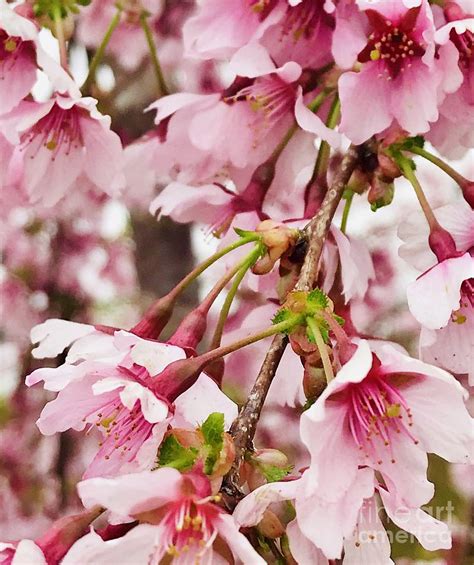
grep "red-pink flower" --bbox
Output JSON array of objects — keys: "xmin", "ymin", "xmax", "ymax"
[
  {"xmin": 0, "ymin": 95, "xmax": 124, "ymax": 207},
  {"xmin": 300, "ymin": 340, "xmax": 473, "ymax": 507},
  {"xmin": 401, "ymin": 202, "xmax": 474, "ymax": 382},
  {"xmin": 334, "ymin": 0, "xmax": 463, "ymax": 143},
  {"xmin": 26, "ymin": 320, "xmax": 236, "ymax": 478},
  {"xmin": 428, "ymin": 14, "xmax": 474, "ymax": 158},
  {"xmin": 64, "ymin": 469, "xmax": 266, "ymax": 564}
]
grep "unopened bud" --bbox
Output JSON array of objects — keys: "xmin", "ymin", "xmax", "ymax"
[
  {"xmin": 36, "ymin": 506, "xmax": 103, "ymax": 563},
  {"xmin": 461, "ymin": 180, "xmax": 474, "ymax": 209},
  {"xmin": 257, "ymin": 510, "xmax": 286, "ymax": 539},
  {"xmin": 168, "ymin": 306, "xmax": 208, "ymax": 350},
  {"xmin": 253, "ymin": 448, "xmax": 289, "ymax": 469},
  {"xmin": 303, "ymin": 364, "xmax": 326, "ymax": 401},
  {"xmin": 368, "ymin": 173, "xmax": 394, "ymax": 211},
  {"xmin": 130, "ymin": 294, "xmax": 175, "ymax": 339},
  {"xmin": 377, "ymin": 152, "xmax": 401, "ymax": 180},
  {"xmin": 428, "ymin": 225, "xmax": 458, "ymax": 262},
  {"xmin": 253, "ymin": 221, "xmax": 299, "ymax": 275}
]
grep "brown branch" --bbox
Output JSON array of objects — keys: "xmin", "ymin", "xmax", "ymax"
[{"xmin": 222, "ymin": 144, "xmax": 361, "ymax": 506}]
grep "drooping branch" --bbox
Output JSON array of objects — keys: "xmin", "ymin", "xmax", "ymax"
[{"xmin": 223, "ymin": 144, "xmax": 361, "ymax": 504}]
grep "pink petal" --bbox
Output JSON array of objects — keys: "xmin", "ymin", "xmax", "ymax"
[
  {"xmin": 300, "ymin": 401, "xmax": 360, "ymax": 502},
  {"xmin": 343, "ymin": 496, "xmax": 393, "ymax": 565},
  {"xmin": 338, "ymin": 66, "xmax": 392, "ymax": 144},
  {"xmin": 146, "ymin": 93, "xmax": 216, "ymax": 124},
  {"xmin": 80, "ymin": 115, "xmax": 124, "ymax": 194},
  {"xmin": 419, "ymin": 308, "xmax": 474, "ymax": 384},
  {"xmin": 379, "ymin": 487, "xmax": 452, "ymax": 550},
  {"xmin": 150, "ymin": 182, "xmax": 232, "ymax": 224},
  {"xmin": 77, "ymin": 468, "xmax": 183, "ymax": 515},
  {"xmin": 216, "ymin": 514, "xmax": 267, "ymax": 565},
  {"xmin": 36, "ymin": 372, "xmax": 115, "ymax": 435},
  {"xmin": 286, "ymin": 520, "xmax": 329, "ymax": 565},
  {"xmin": 172, "ymin": 374, "xmax": 237, "ymax": 429},
  {"xmin": 30, "ymin": 319, "xmax": 95, "ymax": 358},
  {"xmin": 0, "ymin": 52, "xmax": 37, "ymax": 115},
  {"xmin": 407, "ymin": 254, "xmax": 474, "ymax": 329},
  {"xmin": 295, "ymin": 468, "xmax": 375, "ymax": 560},
  {"xmin": 233, "ymin": 481, "xmax": 299, "ymax": 527},
  {"xmin": 129, "ymin": 339, "xmax": 186, "ymax": 376},
  {"xmin": 11, "ymin": 540, "xmax": 47, "ymax": 565},
  {"xmin": 295, "ymin": 88, "xmax": 342, "ymax": 148},
  {"xmin": 62, "ymin": 525, "xmax": 157, "ymax": 565}
]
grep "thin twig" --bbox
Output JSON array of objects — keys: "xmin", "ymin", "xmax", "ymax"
[{"xmin": 222, "ymin": 144, "xmax": 361, "ymax": 505}]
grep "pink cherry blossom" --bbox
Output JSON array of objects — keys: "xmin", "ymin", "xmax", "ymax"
[
  {"xmin": 67, "ymin": 469, "xmax": 266, "ymax": 564},
  {"xmin": 0, "ymin": 1, "xmax": 37, "ymax": 116},
  {"xmin": 26, "ymin": 319, "xmax": 237, "ymax": 477},
  {"xmin": 400, "ymin": 201, "xmax": 474, "ymax": 381},
  {"xmin": 428, "ymin": 16, "xmax": 474, "ymax": 158},
  {"xmin": 0, "ymin": 95, "xmax": 124, "ymax": 207},
  {"xmin": 300, "ymin": 339, "xmax": 473, "ymax": 508},
  {"xmin": 234, "ymin": 464, "xmax": 451, "ymax": 561},
  {"xmin": 334, "ymin": 0, "xmax": 463, "ymax": 143}
]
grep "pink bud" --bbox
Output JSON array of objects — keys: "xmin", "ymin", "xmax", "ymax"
[
  {"xmin": 35, "ymin": 507, "xmax": 103, "ymax": 565},
  {"xmin": 428, "ymin": 225, "xmax": 458, "ymax": 262}
]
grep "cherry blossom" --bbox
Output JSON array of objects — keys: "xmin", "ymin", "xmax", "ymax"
[
  {"xmin": 0, "ymin": 95, "xmax": 124, "ymax": 207},
  {"xmin": 67, "ymin": 468, "xmax": 266, "ymax": 564},
  {"xmin": 334, "ymin": 0, "xmax": 463, "ymax": 143}
]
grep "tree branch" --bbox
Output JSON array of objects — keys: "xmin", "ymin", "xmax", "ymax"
[{"xmin": 222, "ymin": 144, "xmax": 361, "ymax": 505}]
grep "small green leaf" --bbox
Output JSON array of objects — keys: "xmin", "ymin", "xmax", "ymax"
[
  {"xmin": 234, "ymin": 227, "xmax": 255, "ymax": 238},
  {"xmin": 272, "ymin": 308, "xmax": 293, "ymax": 326},
  {"xmin": 200, "ymin": 413, "xmax": 225, "ymax": 475},
  {"xmin": 333, "ymin": 314, "xmax": 345, "ymax": 326},
  {"xmin": 158, "ymin": 435, "xmax": 198, "ymax": 471},
  {"xmin": 258, "ymin": 463, "xmax": 293, "ymax": 483},
  {"xmin": 307, "ymin": 288, "xmax": 328, "ymax": 310}
]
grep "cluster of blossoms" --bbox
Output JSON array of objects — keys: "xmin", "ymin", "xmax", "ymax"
[{"xmin": 0, "ymin": 0, "xmax": 473, "ymax": 563}]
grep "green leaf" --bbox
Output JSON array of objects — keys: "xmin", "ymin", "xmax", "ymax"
[
  {"xmin": 401, "ymin": 135, "xmax": 425, "ymax": 150},
  {"xmin": 307, "ymin": 288, "xmax": 328, "ymax": 310},
  {"xmin": 158, "ymin": 435, "xmax": 198, "ymax": 471},
  {"xmin": 233, "ymin": 227, "xmax": 255, "ymax": 238},
  {"xmin": 272, "ymin": 308, "xmax": 293, "ymax": 326},
  {"xmin": 258, "ymin": 463, "xmax": 293, "ymax": 483},
  {"xmin": 200, "ymin": 412, "xmax": 225, "ymax": 475}
]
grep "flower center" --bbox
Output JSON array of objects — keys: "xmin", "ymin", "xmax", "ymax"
[
  {"xmin": 282, "ymin": 0, "xmax": 329, "ymax": 42},
  {"xmin": 249, "ymin": 0, "xmax": 278, "ymax": 20},
  {"xmin": 161, "ymin": 499, "xmax": 219, "ymax": 560},
  {"xmin": 0, "ymin": 31, "xmax": 35, "ymax": 77},
  {"xmin": 21, "ymin": 103, "xmax": 83, "ymax": 161},
  {"xmin": 449, "ymin": 27, "xmax": 473, "ymax": 73},
  {"xmin": 347, "ymin": 373, "xmax": 418, "ymax": 465},
  {"xmin": 358, "ymin": 7, "xmax": 425, "ymax": 79}
]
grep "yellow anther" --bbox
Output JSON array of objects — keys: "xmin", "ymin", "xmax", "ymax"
[{"xmin": 370, "ymin": 49, "xmax": 381, "ymax": 61}]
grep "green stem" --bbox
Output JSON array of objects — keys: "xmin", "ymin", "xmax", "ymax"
[
  {"xmin": 340, "ymin": 191, "xmax": 354, "ymax": 234},
  {"xmin": 209, "ymin": 244, "xmax": 263, "ymax": 349},
  {"xmin": 139, "ymin": 11, "xmax": 169, "ymax": 96},
  {"xmin": 307, "ymin": 317, "xmax": 334, "ymax": 383},
  {"xmin": 407, "ymin": 146, "xmax": 468, "ymax": 188},
  {"xmin": 169, "ymin": 235, "xmax": 261, "ymax": 301},
  {"xmin": 309, "ymin": 95, "xmax": 341, "ymax": 185},
  {"xmin": 398, "ymin": 156, "xmax": 439, "ymax": 231},
  {"xmin": 52, "ymin": 5, "xmax": 68, "ymax": 70},
  {"xmin": 198, "ymin": 318, "xmax": 301, "ymax": 369},
  {"xmin": 82, "ymin": 7, "xmax": 123, "ymax": 94}
]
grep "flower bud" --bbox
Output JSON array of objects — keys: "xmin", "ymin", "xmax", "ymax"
[
  {"xmin": 257, "ymin": 510, "xmax": 286, "ymax": 539},
  {"xmin": 36, "ymin": 506, "xmax": 103, "ymax": 563},
  {"xmin": 303, "ymin": 363, "xmax": 327, "ymax": 401},
  {"xmin": 253, "ymin": 448, "xmax": 289, "ymax": 469},
  {"xmin": 253, "ymin": 221, "xmax": 299, "ymax": 275},
  {"xmin": 368, "ymin": 173, "xmax": 394, "ymax": 211}
]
